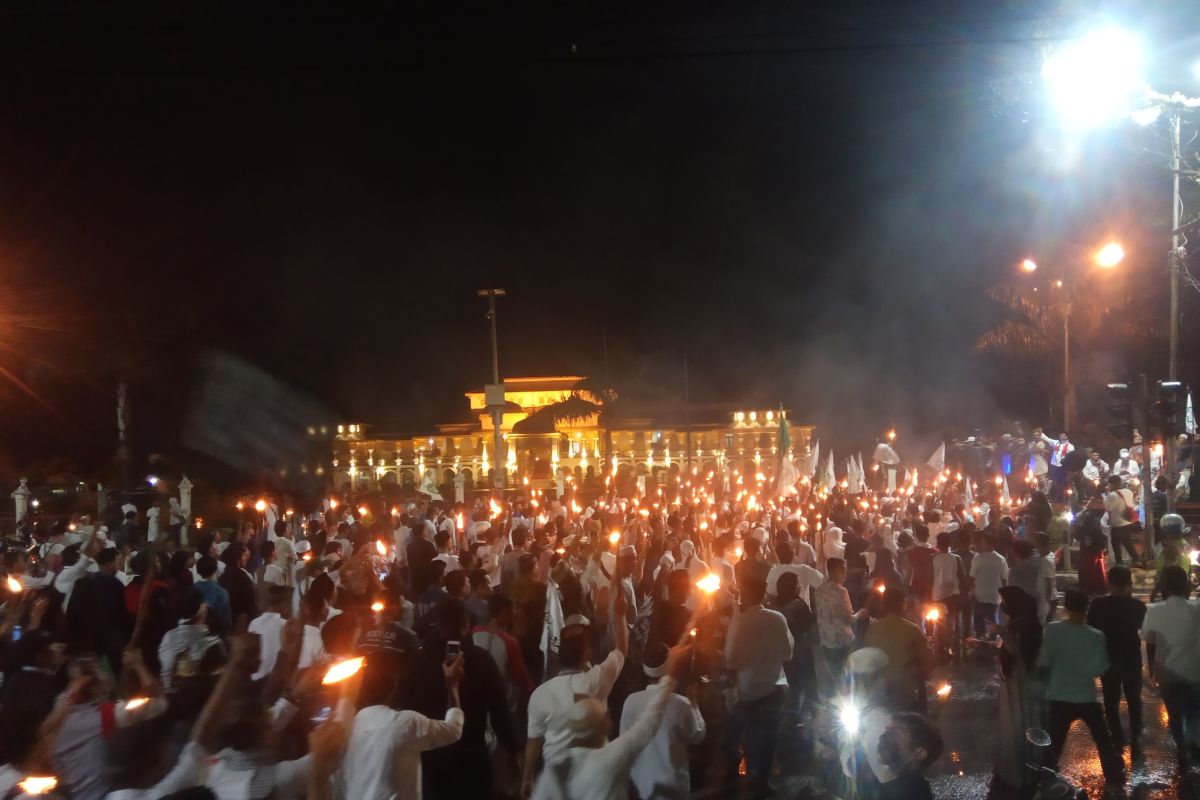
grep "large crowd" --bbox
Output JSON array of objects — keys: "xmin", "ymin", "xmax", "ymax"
[{"xmin": 0, "ymin": 422, "xmax": 1196, "ymax": 800}]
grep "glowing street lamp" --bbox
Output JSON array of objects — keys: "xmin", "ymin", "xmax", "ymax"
[
  {"xmin": 1094, "ymin": 241, "xmax": 1125, "ymax": 269},
  {"xmin": 1041, "ymin": 27, "xmax": 1145, "ymax": 132},
  {"xmin": 1020, "ymin": 258, "xmax": 1038, "ymax": 273}
]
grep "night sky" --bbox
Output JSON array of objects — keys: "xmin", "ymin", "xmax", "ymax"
[{"xmin": 0, "ymin": 1, "xmax": 1195, "ymax": 477}]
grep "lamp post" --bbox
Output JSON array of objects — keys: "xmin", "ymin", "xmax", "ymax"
[
  {"xmin": 1018, "ymin": 242, "xmax": 1123, "ymax": 431},
  {"xmin": 1041, "ymin": 27, "xmax": 1198, "ymax": 381},
  {"xmin": 476, "ymin": 289, "xmax": 507, "ymax": 492}
]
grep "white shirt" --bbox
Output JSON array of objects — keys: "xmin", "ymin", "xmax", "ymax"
[
  {"xmin": 969, "ymin": 550, "xmax": 1009, "ymax": 604},
  {"xmin": 248, "ymin": 612, "xmax": 286, "ymax": 680},
  {"xmin": 792, "ymin": 539, "xmax": 818, "ymax": 567},
  {"xmin": 766, "ymin": 563, "xmax": 824, "ymax": 607},
  {"xmin": 724, "ymin": 604, "xmax": 793, "ymax": 702},
  {"xmin": 433, "ymin": 553, "xmax": 462, "ymax": 573},
  {"xmin": 1082, "ymin": 459, "xmax": 1110, "ymax": 482},
  {"xmin": 1036, "ymin": 555, "xmax": 1056, "ymax": 621},
  {"xmin": 619, "ymin": 685, "xmax": 705, "ymax": 800},
  {"xmin": 931, "ymin": 551, "xmax": 962, "ymax": 601},
  {"xmin": 1104, "ymin": 489, "xmax": 1135, "ymax": 527},
  {"xmin": 532, "ymin": 680, "xmax": 674, "ymax": 800},
  {"xmin": 528, "ymin": 651, "xmax": 626, "ymax": 765},
  {"xmin": 299, "ymin": 624, "xmax": 327, "ymax": 669},
  {"xmin": 54, "ymin": 555, "xmax": 94, "ymax": 611},
  {"xmin": 1142, "ymin": 597, "xmax": 1200, "ymax": 683},
  {"xmin": 1113, "ymin": 458, "xmax": 1141, "ymax": 479},
  {"xmin": 338, "ymin": 705, "xmax": 464, "ymax": 800},
  {"xmin": 261, "ymin": 563, "xmax": 285, "ymax": 586}
]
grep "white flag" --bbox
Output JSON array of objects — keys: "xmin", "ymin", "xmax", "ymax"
[
  {"xmin": 964, "ymin": 475, "xmax": 974, "ymax": 505},
  {"xmin": 540, "ymin": 578, "xmax": 565, "ymax": 675},
  {"xmin": 1188, "ymin": 392, "xmax": 1196, "ymax": 435},
  {"xmin": 1001, "ymin": 475, "xmax": 1011, "ymax": 504},
  {"xmin": 776, "ymin": 456, "xmax": 801, "ymax": 497},
  {"xmin": 823, "ymin": 451, "xmax": 837, "ymax": 490},
  {"xmin": 846, "ymin": 457, "xmax": 862, "ymax": 494},
  {"xmin": 805, "ymin": 440, "xmax": 821, "ymax": 478},
  {"xmin": 926, "ymin": 442, "xmax": 946, "ymax": 473}
]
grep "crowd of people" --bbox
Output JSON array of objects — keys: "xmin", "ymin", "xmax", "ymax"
[{"xmin": 0, "ymin": 421, "xmax": 1195, "ymax": 800}]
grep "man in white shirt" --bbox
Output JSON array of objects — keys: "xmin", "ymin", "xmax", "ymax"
[
  {"xmin": 1112, "ymin": 449, "xmax": 1140, "ymax": 482},
  {"xmin": 432, "ymin": 531, "xmax": 463, "ymax": 573},
  {"xmin": 766, "ymin": 542, "xmax": 824, "ymax": 607},
  {"xmin": 523, "ymin": 593, "xmax": 630, "ymax": 796},
  {"xmin": 1082, "ymin": 451, "xmax": 1111, "ymax": 484},
  {"xmin": 247, "ymin": 586, "xmax": 291, "ymax": 680},
  {"xmin": 619, "ymin": 643, "xmax": 705, "ymax": 800},
  {"xmin": 931, "ymin": 532, "xmax": 964, "ymax": 638},
  {"xmin": 969, "ymin": 532, "xmax": 1009, "ymax": 638},
  {"xmin": 724, "ymin": 577, "xmax": 793, "ymax": 791},
  {"xmin": 54, "ymin": 538, "xmax": 100, "ymax": 612},
  {"xmin": 1103, "ymin": 476, "xmax": 1139, "ymax": 566},
  {"xmin": 338, "ymin": 649, "xmax": 465, "ymax": 800},
  {"xmin": 532, "ymin": 646, "xmax": 689, "ymax": 800},
  {"xmin": 1141, "ymin": 565, "xmax": 1200, "ymax": 766}
]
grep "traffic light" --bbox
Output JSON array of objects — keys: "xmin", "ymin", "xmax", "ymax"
[
  {"xmin": 1154, "ymin": 380, "xmax": 1187, "ymax": 438},
  {"xmin": 1105, "ymin": 383, "xmax": 1134, "ymax": 440}
]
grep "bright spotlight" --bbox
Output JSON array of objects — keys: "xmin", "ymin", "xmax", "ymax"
[
  {"xmin": 1020, "ymin": 258, "xmax": 1038, "ymax": 273},
  {"xmin": 1042, "ymin": 27, "xmax": 1145, "ymax": 131},
  {"xmin": 1094, "ymin": 241, "xmax": 1125, "ymax": 268},
  {"xmin": 837, "ymin": 700, "xmax": 861, "ymax": 736}
]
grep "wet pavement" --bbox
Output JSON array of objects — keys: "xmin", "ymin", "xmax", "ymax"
[{"xmin": 697, "ymin": 638, "xmax": 1198, "ymax": 799}]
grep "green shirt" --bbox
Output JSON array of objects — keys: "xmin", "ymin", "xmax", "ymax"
[{"xmin": 1037, "ymin": 620, "xmax": 1109, "ymax": 703}]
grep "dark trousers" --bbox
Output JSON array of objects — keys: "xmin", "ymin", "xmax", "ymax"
[
  {"xmin": 1047, "ymin": 700, "xmax": 1124, "ymax": 782},
  {"xmin": 823, "ymin": 646, "xmax": 851, "ymax": 691},
  {"xmin": 973, "ymin": 600, "xmax": 998, "ymax": 638},
  {"xmin": 1159, "ymin": 681, "xmax": 1200, "ymax": 752},
  {"xmin": 1110, "ymin": 525, "xmax": 1138, "ymax": 565},
  {"xmin": 726, "ymin": 686, "xmax": 785, "ymax": 783},
  {"xmin": 1100, "ymin": 664, "xmax": 1143, "ymax": 748}
]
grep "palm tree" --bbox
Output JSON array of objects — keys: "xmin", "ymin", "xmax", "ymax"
[
  {"xmin": 512, "ymin": 377, "xmax": 618, "ymax": 472},
  {"xmin": 976, "ymin": 281, "xmax": 1164, "ymax": 427}
]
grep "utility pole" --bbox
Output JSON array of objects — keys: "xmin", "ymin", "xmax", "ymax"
[
  {"xmin": 476, "ymin": 289, "xmax": 507, "ymax": 492},
  {"xmin": 683, "ymin": 357, "xmax": 692, "ymax": 472},
  {"xmin": 1140, "ymin": 374, "xmax": 1157, "ymax": 550},
  {"xmin": 1169, "ymin": 111, "xmax": 1183, "ymax": 381}
]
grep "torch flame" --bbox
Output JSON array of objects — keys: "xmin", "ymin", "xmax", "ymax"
[
  {"xmin": 456, "ymin": 512, "xmax": 465, "ymax": 530},
  {"xmin": 322, "ymin": 656, "xmax": 366, "ymax": 685},
  {"xmin": 6, "ymin": 576, "xmax": 21, "ymax": 594},
  {"xmin": 925, "ymin": 608, "xmax": 940, "ymax": 622},
  {"xmin": 375, "ymin": 540, "xmax": 387, "ymax": 556},
  {"xmin": 254, "ymin": 500, "xmax": 266, "ymax": 513},
  {"xmin": 17, "ymin": 777, "xmax": 57, "ymax": 796},
  {"xmin": 124, "ymin": 697, "xmax": 150, "ymax": 711},
  {"xmin": 329, "ymin": 499, "xmax": 338, "ymax": 510},
  {"xmin": 695, "ymin": 573, "xmax": 721, "ymax": 594},
  {"xmin": 609, "ymin": 531, "xmax": 621, "ymax": 546},
  {"xmin": 936, "ymin": 683, "xmax": 952, "ymax": 700},
  {"xmin": 876, "ymin": 584, "xmax": 886, "ymax": 595},
  {"xmin": 371, "ymin": 601, "xmax": 385, "ymax": 612}
]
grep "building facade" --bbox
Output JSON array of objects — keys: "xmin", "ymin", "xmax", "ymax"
[{"xmin": 306, "ymin": 376, "xmax": 812, "ymax": 497}]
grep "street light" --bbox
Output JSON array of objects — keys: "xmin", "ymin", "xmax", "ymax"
[
  {"xmin": 1041, "ymin": 25, "xmax": 1200, "ymax": 380},
  {"xmin": 1041, "ymin": 27, "xmax": 1145, "ymax": 132},
  {"xmin": 1094, "ymin": 241, "xmax": 1126, "ymax": 269},
  {"xmin": 1018, "ymin": 241, "xmax": 1124, "ymax": 431}
]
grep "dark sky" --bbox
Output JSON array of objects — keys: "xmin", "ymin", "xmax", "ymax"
[{"xmin": 0, "ymin": 1, "xmax": 1195, "ymax": 475}]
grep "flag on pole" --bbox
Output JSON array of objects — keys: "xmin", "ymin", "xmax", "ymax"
[
  {"xmin": 823, "ymin": 451, "xmax": 836, "ymax": 491},
  {"xmin": 805, "ymin": 440, "xmax": 821, "ymax": 478},
  {"xmin": 776, "ymin": 456, "xmax": 800, "ymax": 497},
  {"xmin": 846, "ymin": 457, "xmax": 862, "ymax": 494},
  {"xmin": 1001, "ymin": 475, "xmax": 1011, "ymax": 504},
  {"xmin": 540, "ymin": 578, "xmax": 565, "ymax": 675},
  {"xmin": 964, "ymin": 475, "xmax": 974, "ymax": 505},
  {"xmin": 926, "ymin": 442, "xmax": 946, "ymax": 473},
  {"xmin": 777, "ymin": 407, "xmax": 792, "ymax": 454},
  {"xmin": 1187, "ymin": 392, "xmax": 1196, "ymax": 435}
]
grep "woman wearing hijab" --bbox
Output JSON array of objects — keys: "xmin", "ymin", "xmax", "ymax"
[
  {"xmin": 866, "ymin": 550, "xmax": 905, "ymax": 618},
  {"xmin": 823, "ymin": 526, "xmax": 846, "ymax": 563},
  {"xmin": 994, "ymin": 585, "xmax": 1045, "ymax": 791}
]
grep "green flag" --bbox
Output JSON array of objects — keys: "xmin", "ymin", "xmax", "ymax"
[{"xmin": 777, "ymin": 406, "xmax": 791, "ymax": 454}]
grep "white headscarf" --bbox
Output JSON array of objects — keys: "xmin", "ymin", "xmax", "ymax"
[{"xmin": 824, "ymin": 526, "xmax": 846, "ymax": 560}]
